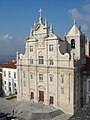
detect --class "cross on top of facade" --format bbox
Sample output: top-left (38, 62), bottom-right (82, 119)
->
top-left (39, 8), bottom-right (42, 18)
top-left (39, 8), bottom-right (43, 23)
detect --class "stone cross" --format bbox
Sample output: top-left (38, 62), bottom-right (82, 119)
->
top-left (39, 8), bottom-right (43, 23)
top-left (39, 8), bottom-right (42, 18)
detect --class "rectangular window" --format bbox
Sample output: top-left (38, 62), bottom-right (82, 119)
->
top-left (50, 59), bottom-right (54, 65)
top-left (30, 46), bottom-right (33, 52)
top-left (14, 83), bottom-right (16, 87)
top-left (61, 74), bottom-right (64, 83)
top-left (30, 59), bottom-right (33, 64)
top-left (39, 56), bottom-right (44, 64)
top-left (23, 71), bottom-right (25, 78)
top-left (61, 87), bottom-right (64, 94)
top-left (14, 72), bottom-right (16, 79)
top-left (31, 74), bottom-right (33, 79)
top-left (49, 44), bottom-right (53, 51)
top-left (31, 92), bottom-right (34, 99)
top-left (8, 71), bottom-right (11, 78)
top-left (50, 96), bottom-right (54, 104)
top-left (9, 87), bottom-right (11, 92)
top-left (88, 81), bottom-right (90, 91)
top-left (39, 74), bottom-right (43, 81)
top-left (24, 81), bottom-right (26, 87)
top-left (4, 71), bottom-right (6, 77)
top-left (9, 82), bottom-right (11, 86)
top-left (4, 81), bottom-right (6, 84)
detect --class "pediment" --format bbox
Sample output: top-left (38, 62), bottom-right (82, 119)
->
top-left (38, 85), bottom-right (46, 90)
top-left (34, 23), bottom-right (41, 31)
top-left (67, 24), bottom-right (80, 36)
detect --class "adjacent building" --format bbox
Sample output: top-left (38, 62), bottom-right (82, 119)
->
top-left (0, 68), bottom-right (2, 96)
top-left (83, 55), bottom-right (90, 103)
top-left (2, 61), bottom-right (17, 96)
top-left (16, 9), bottom-right (89, 115)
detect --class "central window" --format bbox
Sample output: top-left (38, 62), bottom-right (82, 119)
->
top-left (50, 76), bottom-right (53, 82)
top-left (49, 44), bottom-right (53, 51)
top-left (39, 74), bottom-right (43, 81)
top-left (39, 56), bottom-right (44, 64)
top-left (50, 59), bottom-right (54, 65)
top-left (30, 46), bottom-right (33, 52)
top-left (30, 59), bottom-right (33, 64)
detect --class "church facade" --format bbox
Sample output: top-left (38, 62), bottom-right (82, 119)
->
top-left (16, 9), bottom-right (89, 115)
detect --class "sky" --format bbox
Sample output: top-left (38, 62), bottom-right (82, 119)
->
top-left (0, 0), bottom-right (90, 55)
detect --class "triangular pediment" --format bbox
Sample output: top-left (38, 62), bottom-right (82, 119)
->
top-left (67, 24), bottom-right (80, 36)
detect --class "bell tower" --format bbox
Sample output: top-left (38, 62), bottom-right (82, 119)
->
top-left (66, 20), bottom-right (86, 63)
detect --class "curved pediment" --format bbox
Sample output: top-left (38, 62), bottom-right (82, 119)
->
top-left (34, 23), bottom-right (41, 31)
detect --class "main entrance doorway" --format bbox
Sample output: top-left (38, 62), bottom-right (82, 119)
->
top-left (39, 91), bottom-right (44, 102)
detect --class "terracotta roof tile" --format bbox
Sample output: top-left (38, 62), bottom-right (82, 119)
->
top-left (1, 62), bottom-right (16, 69)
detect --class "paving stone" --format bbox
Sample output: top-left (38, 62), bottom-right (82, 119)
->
top-left (0, 98), bottom-right (70, 120)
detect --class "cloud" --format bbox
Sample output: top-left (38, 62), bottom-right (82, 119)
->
top-left (2, 34), bottom-right (13, 40)
top-left (68, 8), bottom-right (90, 23)
top-left (68, 8), bottom-right (83, 20)
top-left (84, 4), bottom-right (90, 12)
top-left (68, 5), bottom-right (90, 40)
top-left (0, 34), bottom-right (24, 55)
top-left (85, 15), bottom-right (90, 23)
top-left (81, 24), bottom-right (89, 32)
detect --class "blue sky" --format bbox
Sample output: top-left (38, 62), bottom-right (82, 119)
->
top-left (0, 0), bottom-right (90, 55)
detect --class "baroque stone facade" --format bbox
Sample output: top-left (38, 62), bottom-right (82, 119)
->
top-left (16, 9), bottom-right (89, 115)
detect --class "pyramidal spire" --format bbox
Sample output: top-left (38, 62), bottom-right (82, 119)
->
top-left (67, 19), bottom-right (80, 36)
top-left (39, 8), bottom-right (43, 23)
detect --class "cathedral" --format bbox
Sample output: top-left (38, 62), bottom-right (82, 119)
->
top-left (16, 9), bottom-right (89, 115)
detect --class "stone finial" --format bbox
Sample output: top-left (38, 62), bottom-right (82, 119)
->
top-left (30, 27), bottom-right (33, 37)
top-left (34, 21), bottom-right (36, 26)
top-left (45, 19), bottom-right (47, 27)
top-left (64, 32), bottom-right (67, 36)
top-left (16, 51), bottom-right (19, 61)
top-left (73, 19), bottom-right (76, 25)
top-left (64, 32), bottom-right (67, 40)
top-left (16, 51), bottom-right (19, 54)
top-left (50, 23), bottom-right (53, 33)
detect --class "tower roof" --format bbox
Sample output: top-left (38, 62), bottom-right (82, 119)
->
top-left (67, 20), bottom-right (80, 36)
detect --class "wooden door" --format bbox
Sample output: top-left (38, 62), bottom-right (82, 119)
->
top-left (39, 91), bottom-right (44, 101)
top-left (50, 96), bottom-right (54, 104)
top-left (31, 92), bottom-right (34, 99)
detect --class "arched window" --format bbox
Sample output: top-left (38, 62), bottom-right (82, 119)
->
top-left (49, 75), bottom-right (54, 82)
top-left (71, 39), bottom-right (75, 48)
